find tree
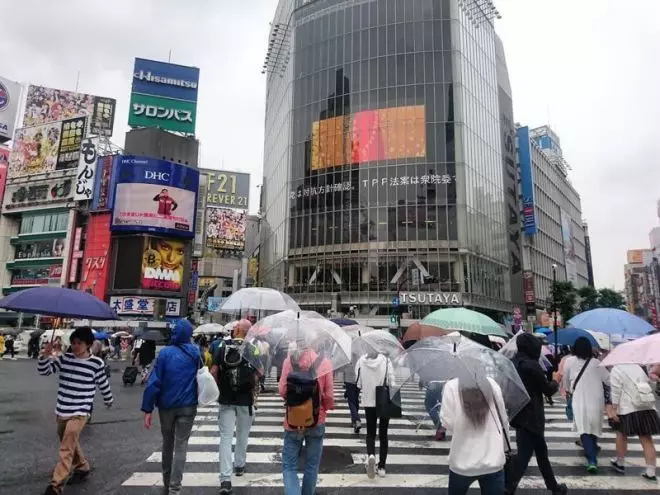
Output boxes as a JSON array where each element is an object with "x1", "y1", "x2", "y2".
[
  {"x1": 550, "y1": 280, "x2": 578, "y2": 324},
  {"x1": 598, "y1": 288, "x2": 626, "y2": 310},
  {"x1": 577, "y1": 286, "x2": 600, "y2": 312}
]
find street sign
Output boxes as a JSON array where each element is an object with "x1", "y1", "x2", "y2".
[{"x1": 392, "y1": 296, "x2": 400, "y2": 306}]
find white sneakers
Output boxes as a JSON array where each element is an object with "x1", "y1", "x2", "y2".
[
  {"x1": 366, "y1": 455, "x2": 376, "y2": 479},
  {"x1": 378, "y1": 468, "x2": 386, "y2": 478}
]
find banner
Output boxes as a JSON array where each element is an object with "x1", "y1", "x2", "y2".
[
  {"x1": 193, "y1": 174, "x2": 207, "y2": 257},
  {"x1": 517, "y1": 126, "x2": 537, "y2": 235},
  {"x1": 0, "y1": 76, "x2": 21, "y2": 143},
  {"x1": 201, "y1": 169, "x2": 250, "y2": 209},
  {"x1": 627, "y1": 249, "x2": 646, "y2": 265},
  {"x1": 560, "y1": 210, "x2": 577, "y2": 284},
  {"x1": 91, "y1": 155, "x2": 116, "y2": 211},
  {"x1": 0, "y1": 146, "x2": 8, "y2": 204},
  {"x1": 141, "y1": 236, "x2": 185, "y2": 292},
  {"x1": 8, "y1": 122, "x2": 62, "y2": 178},
  {"x1": 74, "y1": 136, "x2": 99, "y2": 200},
  {"x1": 79, "y1": 213, "x2": 112, "y2": 301},
  {"x1": 111, "y1": 156, "x2": 199, "y2": 238},
  {"x1": 109, "y1": 296, "x2": 155, "y2": 315},
  {"x1": 206, "y1": 207, "x2": 246, "y2": 251},
  {"x1": 23, "y1": 85, "x2": 116, "y2": 136},
  {"x1": 56, "y1": 116, "x2": 87, "y2": 170}
]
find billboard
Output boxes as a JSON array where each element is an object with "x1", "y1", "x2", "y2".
[
  {"x1": 74, "y1": 137, "x2": 99, "y2": 201},
  {"x1": 311, "y1": 105, "x2": 426, "y2": 170},
  {"x1": 8, "y1": 122, "x2": 62, "y2": 178},
  {"x1": 56, "y1": 116, "x2": 87, "y2": 169},
  {"x1": 79, "y1": 213, "x2": 112, "y2": 301},
  {"x1": 206, "y1": 207, "x2": 246, "y2": 250},
  {"x1": 517, "y1": 126, "x2": 537, "y2": 235},
  {"x1": 111, "y1": 155, "x2": 199, "y2": 238},
  {"x1": 91, "y1": 155, "x2": 116, "y2": 211},
  {"x1": 12, "y1": 265, "x2": 63, "y2": 286},
  {"x1": 109, "y1": 296, "x2": 155, "y2": 316},
  {"x1": 132, "y1": 58, "x2": 199, "y2": 103},
  {"x1": 3, "y1": 176, "x2": 73, "y2": 211},
  {"x1": 201, "y1": 169, "x2": 250, "y2": 209},
  {"x1": 128, "y1": 92, "x2": 196, "y2": 134},
  {"x1": 627, "y1": 249, "x2": 647, "y2": 265},
  {"x1": 0, "y1": 76, "x2": 21, "y2": 143},
  {"x1": 23, "y1": 85, "x2": 116, "y2": 136},
  {"x1": 16, "y1": 238, "x2": 66, "y2": 260},
  {"x1": 141, "y1": 236, "x2": 185, "y2": 292},
  {"x1": 560, "y1": 209, "x2": 577, "y2": 284}
]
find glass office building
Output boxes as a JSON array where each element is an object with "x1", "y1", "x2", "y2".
[{"x1": 261, "y1": 0, "x2": 512, "y2": 318}]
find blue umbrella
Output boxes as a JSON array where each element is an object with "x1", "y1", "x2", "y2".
[
  {"x1": 330, "y1": 318, "x2": 358, "y2": 327},
  {"x1": 94, "y1": 331, "x2": 110, "y2": 340},
  {"x1": 553, "y1": 328, "x2": 599, "y2": 349},
  {"x1": 0, "y1": 287, "x2": 118, "y2": 320},
  {"x1": 568, "y1": 308, "x2": 654, "y2": 337},
  {"x1": 534, "y1": 327, "x2": 553, "y2": 335}
]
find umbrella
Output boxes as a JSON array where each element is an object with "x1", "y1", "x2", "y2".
[
  {"x1": 194, "y1": 323, "x2": 226, "y2": 336},
  {"x1": 0, "y1": 287, "x2": 117, "y2": 320},
  {"x1": 141, "y1": 330, "x2": 164, "y2": 341},
  {"x1": 586, "y1": 330, "x2": 611, "y2": 350},
  {"x1": 552, "y1": 327, "x2": 599, "y2": 349},
  {"x1": 94, "y1": 332, "x2": 110, "y2": 340},
  {"x1": 397, "y1": 335, "x2": 530, "y2": 418},
  {"x1": 30, "y1": 329, "x2": 45, "y2": 339},
  {"x1": 112, "y1": 331, "x2": 130, "y2": 338},
  {"x1": 488, "y1": 335, "x2": 507, "y2": 348},
  {"x1": 402, "y1": 321, "x2": 450, "y2": 343},
  {"x1": 351, "y1": 329, "x2": 403, "y2": 358},
  {"x1": 601, "y1": 333, "x2": 660, "y2": 367},
  {"x1": 218, "y1": 288, "x2": 300, "y2": 313},
  {"x1": 498, "y1": 330, "x2": 553, "y2": 370},
  {"x1": 1, "y1": 328, "x2": 23, "y2": 336},
  {"x1": 245, "y1": 310, "x2": 351, "y2": 376},
  {"x1": 535, "y1": 327, "x2": 553, "y2": 335},
  {"x1": 568, "y1": 308, "x2": 654, "y2": 337},
  {"x1": 422, "y1": 308, "x2": 507, "y2": 337},
  {"x1": 330, "y1": 318, "x2": 358, "y2": 327}
]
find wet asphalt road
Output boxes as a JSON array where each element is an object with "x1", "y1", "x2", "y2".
[{"x1": 0, "y1": 359, "x2": 159, "y2": 495}]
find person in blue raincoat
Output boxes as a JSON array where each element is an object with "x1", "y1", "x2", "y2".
[{"x1": 141, "y1": 319, "x2": 201, "y2": 495}]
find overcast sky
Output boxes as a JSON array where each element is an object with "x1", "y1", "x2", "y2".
[{"x1": 3, "y1": 0, "x2": 658, "y2": 290}]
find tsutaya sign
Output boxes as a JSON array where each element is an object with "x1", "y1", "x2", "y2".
[{"x1": 400, "y1": 292, "x2": 463, "y2": 305}]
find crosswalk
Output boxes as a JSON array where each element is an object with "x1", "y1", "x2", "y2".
[{"x1": 122, "y1": 377, "x2": 660, "y2": 494}]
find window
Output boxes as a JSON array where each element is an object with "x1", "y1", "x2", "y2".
[{"x1": 19, "y1": 212, "x2": 68, "y2": 235}]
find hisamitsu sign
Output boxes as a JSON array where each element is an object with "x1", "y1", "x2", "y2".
[{"x1": 399, "y1": 292, "x2": 463, "y2": 305}]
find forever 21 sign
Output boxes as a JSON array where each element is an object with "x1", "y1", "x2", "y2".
[{"x1": 6, "y1": 179, "x2": 73, "y2": 210}]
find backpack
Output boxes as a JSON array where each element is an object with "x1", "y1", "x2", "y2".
[
  {"x1": 627, "y1": 373, "x2": 656, "y2": 408},
  {"x1": 218, "y1": 340, "x2": 256, "y2": 401},
  {"x1": 285, "y1": 355, "x2": 325, "y2": 429}
]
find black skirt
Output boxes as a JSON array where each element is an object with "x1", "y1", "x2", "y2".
[{"x1": 612, "y1": 409, "x2": 660, "y2": 437}]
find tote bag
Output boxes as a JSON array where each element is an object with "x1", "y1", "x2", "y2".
[{"x1": 375, "y1": 360, "x2": 402, "y2": 419}]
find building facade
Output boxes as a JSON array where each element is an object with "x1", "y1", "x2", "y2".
[
  {"x1": 261, "y1": 0, "x2": 515, "y2": 319},
  {"x1": 518, "y1": 125, "x2": 589, "y2": 313}
]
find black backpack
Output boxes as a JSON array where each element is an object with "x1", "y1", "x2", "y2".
[
  {"x1": 218, "y1": 340, "x2": 256, "y2": 401},
  {"x1": 285, "y1": 355, "x2": 324, "y2": 429}
]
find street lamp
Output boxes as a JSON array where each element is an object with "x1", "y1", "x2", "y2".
[{"x1": 552, "y1": 263, "x2": 558, "y2": 360}]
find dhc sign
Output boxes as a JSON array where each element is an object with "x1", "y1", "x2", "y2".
[{"x1": 400, "y1": 292, "x2": 463, "y2": 305}]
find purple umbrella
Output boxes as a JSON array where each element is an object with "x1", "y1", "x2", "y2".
[{"x1": 0, "y1": 287, "x2": 118, "y2": 320}]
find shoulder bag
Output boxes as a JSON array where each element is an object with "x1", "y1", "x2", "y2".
[
  {"x1": 375, "y1": 359, "x2": 402, "y2": 419},
  {"x1": 565, "y1": 357, "x2": 591, "y2": 421},
  {"x1": 177, "y1": 345, "x2": 220, "y2": 406}
]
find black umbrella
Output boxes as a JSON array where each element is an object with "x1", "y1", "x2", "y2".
[
  {"x1": 141, "y1": 330, "x2": 164, "y2": 341},
  {"x1": 30, "y1": 329, "x2": 45, "y2": 339}
]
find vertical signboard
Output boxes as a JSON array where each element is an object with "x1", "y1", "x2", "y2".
[
  {"x1": 0, "y1": 146, "x2": 8, "y2": 204},
  {"x1": 523, "y1": 270, "x2": 536, "y2": 314},
  {"x1": 560, "y1": 209, "x2": 577, "y2": 284},
  {"x1": 79, "y1": 213, "x2": 112, "y2": 301},
  {"x1": 517, "y1": 126, "x2": 537, "y2": 235},
  {"x1": 74, "y1": 136, "x2": 99, "y2": 200},
  {"x1": 91, "y1": 155, "x2": 116, "y2": 210},
  {"x1": 193, "y1": 173, "x2": 207, "y2": 257},
  {"x1": 0, "y1": 76, "x2": 21, "y2": 143}
]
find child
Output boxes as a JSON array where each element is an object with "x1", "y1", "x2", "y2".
[{"x1": 38, "y1": 327, "x2": 113, "y2": 495}]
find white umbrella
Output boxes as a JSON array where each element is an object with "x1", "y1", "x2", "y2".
[
  {"x1": 194, "y1": 323, "x2": 227, "y2": 336},
  {"x1": 218, "y1": 288, "x2": 300, "y2": 313},
  {"x1": 586, "y1": 330, "x2": 611, "y2": 350}
]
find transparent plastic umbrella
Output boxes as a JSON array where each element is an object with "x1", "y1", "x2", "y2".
[
  {"x1": 396, "y1": 335, "x2": 530, "y2": 419},
  {"x1": 193, "y1": 323, "x2": 226, "y2": 336},
  {"x1": 218, "y1": 288, "x2": 300, "y2": 314},
  {"x1": 352, "y1": 329, "x2": 403, "y2": 359},
  {"x1": 500, "y1": 330, "x2": 553, "y2": 370},
  {"x1": 244, "y1": 310, "x2": 351, "y2": 376}
]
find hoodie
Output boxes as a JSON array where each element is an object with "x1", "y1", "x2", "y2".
[
  {"x1": 510, "y1": 333, "x2": 559, "y2": 435},
  {"x1": 356, "y1": 354, "x2": 395, "y2": 408},
  {"x1": 141, "y1": 319, "x2": 201, "y2": 413}
]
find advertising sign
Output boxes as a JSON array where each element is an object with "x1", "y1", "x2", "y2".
[
  {"x1": 132, "y1": 58, "x2": 200, "y2": 103},
  {"x1": 79, "y1": 213, "x2": 112, "y2": 301},
  {"x1": 111, "y1": 155, "x2": 199, "y2": 238},
  {"x1": 517, "y1": 126, "x2": 537, "y2": 235},
  {"x1": 3, "y1": 177, "x2": 73, "y2": 211},
  {"x1": 627, "y1": 249, "x2": 647, "y2": 265},
  {"x1": 15, "y1": 238, "x2": 66, "y2": 260},
  {"x1": 560, "y1": 209, "x2": 577, "y2": 284},
  {"x1": 201, "y1": 169, "x2": 250, "y2": 209},
  {"x1": 23, "y1": 85, "x2": 116, "y2": 136},
  {"x1": 141, "y1": 236, "x2": 185, "y2": 292},
  {"x1": 193, "y1": 174, "x2": 207, "y2": 257},
  {"x1": 128, "y1": 92, "x2": 196, "y2": 134},
  {"x1": 206, "y1": 207, "x2": 246, "y2": 250},
  {"x1": 207, "y1": 297, "x2": 226, "y2": 312},
  {"x1": 56, "y1": 116, "x2": 87, "y2": 169},
  {"x1": 0, "y1": 76, "x2": 21, "y2": 143},
  {"x1": 0, "y1": 146, "x2": 8, "y2": 204},
  {"x1": 311, "y1": 105, "x2": 426, "y2": 170},
  {"x1": 74, "y1": 137, "x2": 99, "y2": 200},
  {"x1": 91, "y1": 155, "x2": 116, "y2": 211},
  {"x1": 12, "y1": 265, "x2": 62, "y2": 286},
  {"x1": 166, "y1": 298, "x2": 181, "y2": 316},
  {"x1": 8, "y1": 122, "x2": 62, "y2": 178},
  {"x1": 523, "y1": 270, "x2": 536, "y2": 313},
  {"x1": 109, "y1": 296, "x2": 155, "y2": 316}
]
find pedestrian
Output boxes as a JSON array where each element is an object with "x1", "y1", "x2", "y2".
[
  {"x1": 2, "y1": 334, "x2": 16, "y2": 359},
  {"x1": 142, "y1": 319, "x2": 201, "y2": 495},
  {"x1": 138, "y1": 339, "x2": 157, "y2": 384},
  {"x1": 343, "y1": 353, "x2": 362, "y2": 434},
  {"x1": 356, "y1": 352, "x2": 395, "y2": 478},
  {"x1": 0, "y1": 333, "x2": 5, "y2": 359},
  {"x1": 279, "y1": 344, "x2": 334, "y2": 495},
  {"x1": 608, "y1": 364, "x2": 660, "y2": 481},
  {"x1": 441, "y1": 376, "x2": 509, "y2": 495},
  {"x1": 505, "y1": 333, "x2": 568, "y2": 495},
  {"x1": 561, "y1": 337, "x2": 610, "y2": 473},
  {"x1": 37, "y1": 327, "x2": 113, "y2": 495},
  {"x1": 424, "y1": 381, "x2": 446, "y2": 440},
  {"x1": 254, "y1": 337, "x2": 270, "y2": 392},
  {"x1": 210, "y1": 319, "x2": 262, "y2": 495}
]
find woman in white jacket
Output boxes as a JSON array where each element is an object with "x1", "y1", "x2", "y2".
[
  {"x1": 356, "y1": 352, "x2": 395, "y2": 479},
  {"x1": 608, "y1": 364, "x2": 660, "y2": 481},
  {"x1": 441, "y1": 376, "x2": 508, "y2": 495}
]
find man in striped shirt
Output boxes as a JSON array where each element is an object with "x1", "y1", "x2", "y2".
[{"x1": 38, "y1": 327, "x2": 114, "y2": 495}]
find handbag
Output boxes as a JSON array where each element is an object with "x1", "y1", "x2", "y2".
[
  {"x1": 375, "y1": 360, "x2": 402, "y2": 419},
  {"x1": 566, "y1": 357, "x2": 591, "y2": 421},
  {"x1": 492, "y1": 391, "x2": 517, "y2": 485},
  {"x1": 177, "y1": 346, "x2": 220, "y2": 406}
]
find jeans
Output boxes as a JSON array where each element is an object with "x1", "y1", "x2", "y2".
[
  {"x1": 344, "y1": 382, "x2": 360, "y2": 423},
  {"x1": 581, "y1": 433, "x2": 599, "y2": 465},
  {"x1": 365, "y1": 407, "x2": 389, "y2": 468},
  {"x1": 282, "y1": 424, "x2": 325, "y2": 495},
  {"x1": 158, "y1": 406, "x2": 196, "y2": 494},
  {"x1": 425, "y1": 381, "x2": 444, "y2": 428},
  {"x1": 448, "y1": 469, "x2": 505, "y2": 495},
  {"x1": 506, "y1": 428, "x2": 559, "y2": 493},
  {"x1": 218, "y1": 404, "x2": 253, "y2": 482}
]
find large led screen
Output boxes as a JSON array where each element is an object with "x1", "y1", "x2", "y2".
[{"x1": 311, "y1": 105, "x2": 426, "y2": 170}]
